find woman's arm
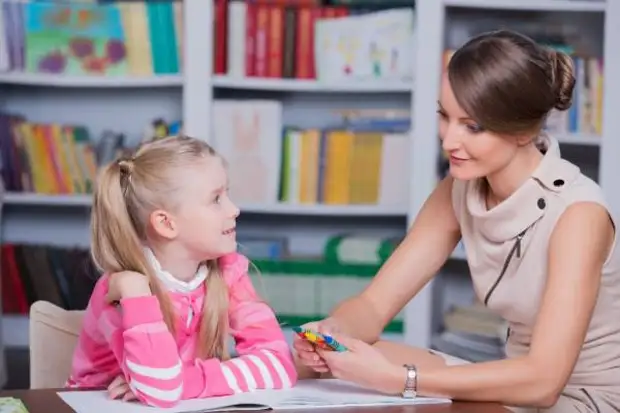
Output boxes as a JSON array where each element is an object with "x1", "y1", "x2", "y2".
[
  {"x1": 329, "y1": 176, "x2": 462, "y2": 343},
  {"x1": 384, "y1": 201, "x2": 613, "y2": 408}
]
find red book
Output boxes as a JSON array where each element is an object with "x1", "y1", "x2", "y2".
[{"x1": 267, "y1": 6, "x2": 284, "y2": 78}]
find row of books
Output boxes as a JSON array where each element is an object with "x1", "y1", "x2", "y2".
[
  {"x1": 0, "y1": 0, "x2": 183, "y2": 76},
  {"x1": 1, "y1": 244, "x2": 98, "y2": 314},
  {"x1": 278, "y1": 126, "x2": 408, "y2": 207},
  {"x1": 220, "y1": 0, "x2": 414, "y2": 81},
  {"x1": 0, "y1": 112, "x2": 184, "y2": 194},
  {"x1": 1, "y1": 100, "x2": 409, "y2": 209},
  {"x1": 0, "y1": 114, "x2": 99, "y2": 195},
  {"x1": 210, "y1": 100, "x2": 410, "y2": 207}
]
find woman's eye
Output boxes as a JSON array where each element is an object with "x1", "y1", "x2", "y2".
[{"x1": 466, "y1": 123, "x2": 484, "y2": 133}]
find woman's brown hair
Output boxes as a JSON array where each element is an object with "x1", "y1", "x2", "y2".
[
  {"x1": 90, "y1": 135, "x2": 231, "y2": 360},
  {"x1": 447, "y1": 29, "x2": 576, "y2": 135}
]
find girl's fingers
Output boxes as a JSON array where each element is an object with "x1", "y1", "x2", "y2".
[
  {"x1": 122, "y1": 390, "x2": 138, "y2": 402},
  {"x1": 107, "y1": 375, "x2": 124, "y2": 389},
  {"x1": 109, "y1": 383, "x2": 131, "y2": 399}
]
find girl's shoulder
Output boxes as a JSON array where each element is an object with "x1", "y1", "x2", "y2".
[{"x1": 218, "y1": 252, "x2": 250, "y2": 285}]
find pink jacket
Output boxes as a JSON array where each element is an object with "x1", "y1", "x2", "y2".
[{"x1": 67, "y1": 253, "x2": 297, "y2": 407}]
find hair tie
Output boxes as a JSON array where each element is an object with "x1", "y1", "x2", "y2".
[{"x1": 117, "y1": 157, "x2": 135, "y2": 196}]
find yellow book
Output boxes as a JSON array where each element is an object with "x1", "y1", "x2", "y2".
[
  {"x1": 35, "y1": 124, "x2": 61, "y2": 194},
  {"x1": 119, "y1": 2, "x2": 153, "y2": 75},
  {"x1": 349, "y1": 132, "x2": 383, "y2": 204},
  {"x1": 19, "y1": 123, "x2": 46, "y2": 193},
  {"x1": 299, "y1": 129, "x2": 320, "y2": 204},
  {"x1": 49, "y1": 124, "x2": 76, "y2": 193},
  {"x1": 61, "y1": 127, "x2": 86, "y2": 193},
  {"x1": 323, "y1": 130, "x2": 354, "y2": 205}
]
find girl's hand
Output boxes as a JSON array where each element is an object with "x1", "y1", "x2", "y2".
[
  {"x1": 318, "y1": 334, "x2": 402, "y2": 395},
  {"x1": 106, "y1": 271, "x2": 152, "y2": 304},
  {"x1": 107, "y1": 375, "x2": 138, "y2": 402},
  {"x1": 292, "y1": 318, "x2": 344, "y2": 374}
]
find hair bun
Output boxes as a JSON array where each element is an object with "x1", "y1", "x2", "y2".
[
  {"x1": 550, "y1": 49, "x2": 576, "y2": 111},
  {"x1": 117, "y1": 158, "x2": 135, "y2": 176}
]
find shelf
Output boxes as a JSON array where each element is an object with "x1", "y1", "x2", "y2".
[
  {"x1": 0, "y1": 72, "x2": 183, "y2": 88},
  {"x1": 240, "y1": 203, "x2": 407, "y2": 217},
  {"x1": 4, "y1": 193, "x2": 92, "y2": 206},
  {"x1": 2, "y1": 193, "x2": 407, "y2": 217},
  {"x1": 212, "y1": 75, "x2": 413, "y2": 93},
  {"x1": 443, "y1": 0, "x2": 605, "y2": 12},
  {"x1": 557, "y1": 133, "x2": 601, "y2": 146}
]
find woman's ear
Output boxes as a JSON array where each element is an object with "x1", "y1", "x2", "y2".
[{"x1": 149, "y1": 209, "x2": 178, "y2": 240}]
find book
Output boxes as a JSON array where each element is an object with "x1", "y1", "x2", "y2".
[
  {"x1": 57, "y1": 379, "x2": 451, "y2": 412},
  {"x1": 0, "y1": 397, "x2": 29, "y2": 413}
]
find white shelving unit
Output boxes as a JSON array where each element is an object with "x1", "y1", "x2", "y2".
[{"x1": 0, "y1": 0, "x2": 618, "y2": 356}]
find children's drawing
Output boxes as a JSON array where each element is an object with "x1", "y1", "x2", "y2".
[
  {"x1": 25, "y1": 2, "x2": 127, "y2": 75},
  {"x1": 314, "y1": 8, "x2": 414, "y2": 82},
  {"x1": 229, "y1": 109, "x2": 269, "y2": 203}
]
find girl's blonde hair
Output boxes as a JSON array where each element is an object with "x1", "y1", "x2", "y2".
[{"x1": 90, "y1": 135, "x2": 230, "y2": 360}]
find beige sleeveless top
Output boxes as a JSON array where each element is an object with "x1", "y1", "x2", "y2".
[{"x1": 451, "y1": 135, "x2": 620, "y2": 412}]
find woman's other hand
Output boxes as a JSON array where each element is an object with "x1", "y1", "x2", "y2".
[
  {"x1": 292, "y1": 318, "x2": 344, "y2": 374},
  {"x1": 318, "y1": 333, "x2": 402, "y2": 395}
]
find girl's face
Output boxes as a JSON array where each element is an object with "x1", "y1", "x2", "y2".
[
  {"x1": 151, "y1": 157, "x2": 240, "y2": 261},
  {"x1": 437, "y1": 74, "x2": 520, "y2": 181}
]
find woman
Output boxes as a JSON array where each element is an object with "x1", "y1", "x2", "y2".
[{"x1": 294, "y1": 30, "x2": 620, "y2": 413}]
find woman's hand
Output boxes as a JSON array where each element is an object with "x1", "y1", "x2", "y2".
[
  {"x1": 318, "y1": 334, "x2": 403, "y2": 395},
  {"x1": 106, "y1": 271, "x2": 152, "y2": 304},
  {"x1": 107, "y1": 375, "x2": 138, "y2": 402},
  {"x1": 293, "y1": 318, "x2": 344, "y2": 374}
]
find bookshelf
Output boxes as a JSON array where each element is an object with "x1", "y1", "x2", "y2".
[{"x1": 0, "y1": 0, "x2": 617, "y2": 365}]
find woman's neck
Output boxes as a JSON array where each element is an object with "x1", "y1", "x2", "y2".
[{"x1": 485, "y1": 143, "x2": 543, "y2": 207}]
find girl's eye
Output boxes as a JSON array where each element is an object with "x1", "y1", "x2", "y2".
[
  {"x1": 214, "y1": 195, "x2": 221, "y2": 204},
  {"x1": 437, "y1": 109, "x2": 447, "y2": 119}
]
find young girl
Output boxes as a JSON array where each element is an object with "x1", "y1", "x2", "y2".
[{"x1": 67, "y1": 135, "x2": 298, "y2": 407}]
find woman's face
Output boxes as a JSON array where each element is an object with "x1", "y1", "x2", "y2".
[{"x1": 437, "y1": 74, "x2": 520, "y2": 181}]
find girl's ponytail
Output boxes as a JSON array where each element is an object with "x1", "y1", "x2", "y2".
[{"x1": 90, "y1": 158, "x2": 175, "y2": 333}]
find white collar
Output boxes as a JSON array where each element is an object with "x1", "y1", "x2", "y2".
[{"x1": 143, "y1": 247, "x2": 208, "y2": 293}]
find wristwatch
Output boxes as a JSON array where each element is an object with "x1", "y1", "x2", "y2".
[{"x1": 402, "y1": 364, "x2": 418, "y2": 398}]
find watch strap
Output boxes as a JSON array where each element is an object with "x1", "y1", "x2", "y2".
[{"x1": 402, "y1": 364, "x2": 417, "y2": 398}]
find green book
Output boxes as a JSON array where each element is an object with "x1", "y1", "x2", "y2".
[{"x1": 0, "y1": 397, "x2": 29, "y2": 413}]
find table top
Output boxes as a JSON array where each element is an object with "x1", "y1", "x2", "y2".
[{"x1": 1, "y1": 388, "x2": 512, "y2": 413}]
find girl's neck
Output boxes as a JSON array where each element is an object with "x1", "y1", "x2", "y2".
[
  {"x1": 485, "y1": 143, "x2": 543, "y2": 208},
  {"x1": 146, "y1": 244, "x2": 203, "y2": 283}
]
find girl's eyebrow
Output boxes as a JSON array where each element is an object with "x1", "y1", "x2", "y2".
[{"x1": 210, "y1": 185, "x2": 225, "y2": 195}]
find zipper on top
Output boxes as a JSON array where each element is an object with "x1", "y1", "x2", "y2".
[{"x1": 483, "y1": 229, "x2": 528, "y2": 306}]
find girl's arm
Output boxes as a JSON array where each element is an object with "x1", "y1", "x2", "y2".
[
  {"x1": 72, "y1": 275, "x2": 186, "y2": 408},
  {"x1": 383, "y1": 202, "x2": 613, "y2": 408},
  {"x1": 182, "y1": 256, "x2": 297, "y2": 399},
  {"x1": 329, "y1": 176, "x2": 462, "y2": 342}
]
